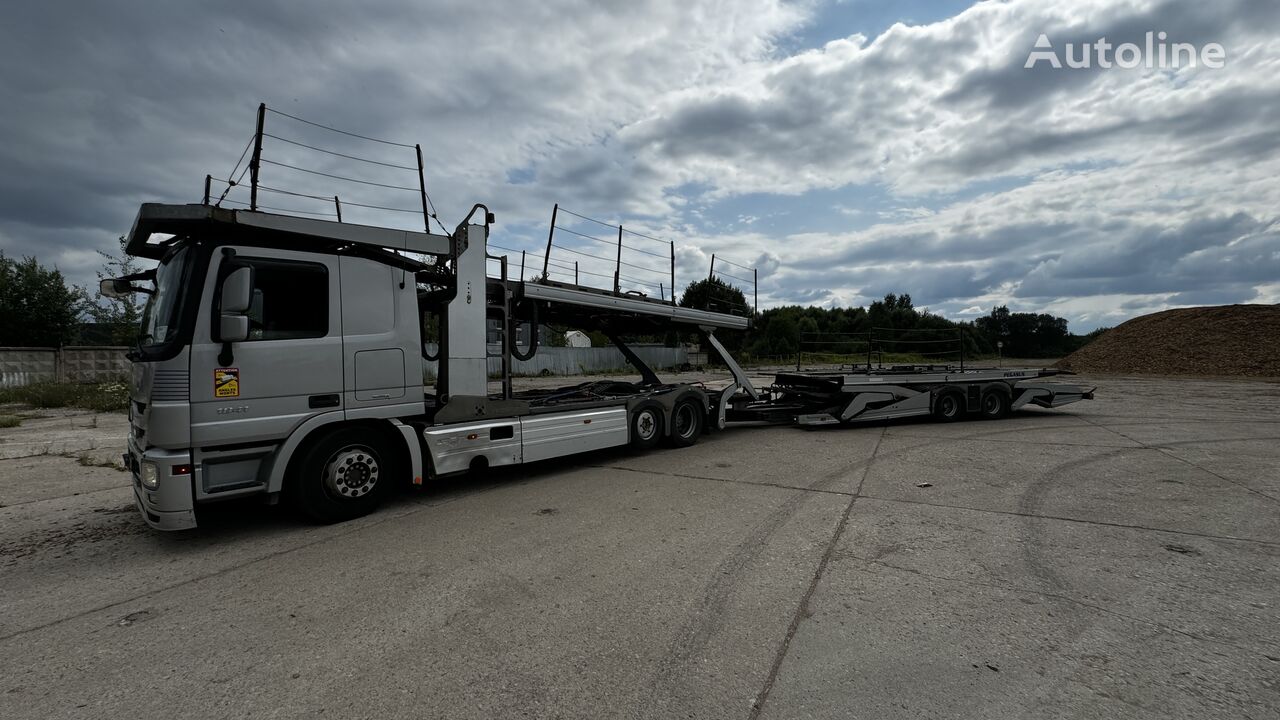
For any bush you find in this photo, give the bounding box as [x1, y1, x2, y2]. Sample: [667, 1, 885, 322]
[80, 381, 130, 412]
[0, 415, 21, 428]
[0, 381, 130, 413]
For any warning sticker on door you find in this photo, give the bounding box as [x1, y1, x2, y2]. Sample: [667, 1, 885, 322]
[214, 368, 240, 398]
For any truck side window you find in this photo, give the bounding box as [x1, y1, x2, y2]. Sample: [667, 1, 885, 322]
[236, 259, 328, 341]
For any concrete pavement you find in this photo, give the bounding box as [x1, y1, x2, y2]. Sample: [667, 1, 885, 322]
[1, 375, 1277, 719]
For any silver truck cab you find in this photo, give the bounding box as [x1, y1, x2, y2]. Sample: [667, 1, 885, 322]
[120, 204, 474, 529]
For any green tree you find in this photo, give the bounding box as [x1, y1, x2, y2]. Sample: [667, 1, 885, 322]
[0, 252, 88, 347]
[544, 325, 569, 347]
[85, 237, 146, 345]
[679, 276, 749, 316]
[681, 276, 750, 352]
[976, 305, 1073, 358]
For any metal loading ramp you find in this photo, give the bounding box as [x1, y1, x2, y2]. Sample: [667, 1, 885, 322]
[518, 281, 751, 331]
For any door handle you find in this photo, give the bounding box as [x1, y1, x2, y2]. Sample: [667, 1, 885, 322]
[308, 394, 341, 409]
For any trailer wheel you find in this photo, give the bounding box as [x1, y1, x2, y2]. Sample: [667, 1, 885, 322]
[933, 391, 965, 423]
[979, 389, 1010, 420]
[630, 403, 663, 450]
[669, 398, 705, 448]
[290, 425, 396, 524]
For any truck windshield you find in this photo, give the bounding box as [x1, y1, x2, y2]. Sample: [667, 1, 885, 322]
[139, 246, 191, 346]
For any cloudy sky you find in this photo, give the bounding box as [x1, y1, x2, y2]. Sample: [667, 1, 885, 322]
[2, 0, 1277, 331]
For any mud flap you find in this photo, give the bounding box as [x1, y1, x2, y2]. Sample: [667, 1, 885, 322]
[713, 384, 738, 431]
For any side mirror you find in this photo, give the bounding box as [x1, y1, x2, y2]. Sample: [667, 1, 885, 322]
[219, 315, 250, 343]
[100, 278, 130, 298]
[221, 266, 254, 314]
[215, 266, 254, 350]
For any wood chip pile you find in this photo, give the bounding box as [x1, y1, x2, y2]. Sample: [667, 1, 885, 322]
[1055, 304, 1280, 377]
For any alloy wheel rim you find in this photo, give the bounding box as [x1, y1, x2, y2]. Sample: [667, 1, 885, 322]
[323, 446, 380, 499]
[637, 411, 658, 440]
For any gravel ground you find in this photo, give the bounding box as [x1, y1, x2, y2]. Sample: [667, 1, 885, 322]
[1058, 304, 1280, 377]
[1, 372, 1278, 719]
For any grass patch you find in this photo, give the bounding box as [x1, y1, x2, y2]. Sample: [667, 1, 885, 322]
[0, 381, 130, 413]
[0, 415, 21, 428]
[78, 453, 124, 469]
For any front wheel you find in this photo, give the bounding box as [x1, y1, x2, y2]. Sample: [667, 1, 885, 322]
[290, 426, 397, 524]
[630, 404, 663, 450]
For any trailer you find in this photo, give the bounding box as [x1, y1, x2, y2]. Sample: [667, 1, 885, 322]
[106, 107, 1093, 531]
[722, 366, 1092, 426]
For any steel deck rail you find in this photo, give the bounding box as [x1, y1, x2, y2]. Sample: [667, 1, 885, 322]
[519, 282, 751, 331]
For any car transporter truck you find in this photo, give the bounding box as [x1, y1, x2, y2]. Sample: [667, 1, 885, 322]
[104, 107, 1094, 531]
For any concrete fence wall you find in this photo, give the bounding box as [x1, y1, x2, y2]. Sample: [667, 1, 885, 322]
[0, 347, 131, 388]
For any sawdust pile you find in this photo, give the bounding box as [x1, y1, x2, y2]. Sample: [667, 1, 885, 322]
[1056, 304, 1280, 377]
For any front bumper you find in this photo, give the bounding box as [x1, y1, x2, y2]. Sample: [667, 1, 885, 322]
[126, 439, 197, 531]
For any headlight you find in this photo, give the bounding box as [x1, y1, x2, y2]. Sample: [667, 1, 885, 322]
[141, 462, 159, 490]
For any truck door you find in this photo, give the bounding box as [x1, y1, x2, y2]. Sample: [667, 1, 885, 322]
[189, 247, 344, 448]
[338, 256, 419, 415]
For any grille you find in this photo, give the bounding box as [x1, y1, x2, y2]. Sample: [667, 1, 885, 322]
[152, 369, 190, 402]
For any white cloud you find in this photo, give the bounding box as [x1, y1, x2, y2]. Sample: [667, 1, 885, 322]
[588, 0, 1280, 328]
[0, 0, 1276, 332]
[0, 0, 808, 272]
[1249, 282, 1280, 305]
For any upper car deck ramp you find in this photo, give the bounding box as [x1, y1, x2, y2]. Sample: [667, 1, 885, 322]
[125, 203, 454, 260]
[518, 281, 750, 331]
[775, 366, 1068, 387]
[127, 203, 751, 331]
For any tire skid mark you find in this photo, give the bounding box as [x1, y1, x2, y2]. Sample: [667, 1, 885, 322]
[745, 427, 887, 720]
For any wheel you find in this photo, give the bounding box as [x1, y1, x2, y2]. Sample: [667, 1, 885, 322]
[290, 426, 398, 524]
[668, 397, 705, 448]
[630, 403, 663, 450]
[978, 389, 1010, 420]
[932, 391, 965, 422]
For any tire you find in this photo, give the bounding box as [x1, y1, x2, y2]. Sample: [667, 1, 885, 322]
[669, 397, 705, 448]
[933, 390, 965, 423]
[290, 425, 398, 524]
[978, 389, 1010, 420]
[630, 403, 663, 450]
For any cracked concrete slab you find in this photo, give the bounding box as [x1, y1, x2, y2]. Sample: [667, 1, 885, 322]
[0, 409, 127, 461]
[1, 374, 1278, 719]
[860, 431, 1280, 543]
[758, 497, 1280, 720]
[594, 424, 882, 495]
[0, 455, 129, 507]
[0, 464, 847, 719]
